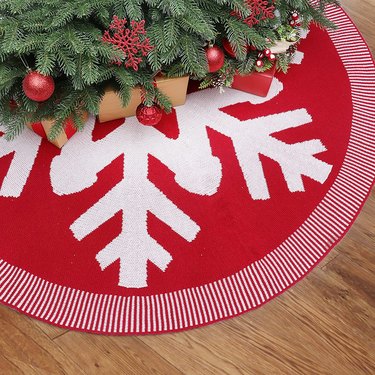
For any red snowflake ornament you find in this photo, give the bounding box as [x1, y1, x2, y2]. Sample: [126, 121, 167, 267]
[243, 0, 275, 27]
[103, 16, 154, 71]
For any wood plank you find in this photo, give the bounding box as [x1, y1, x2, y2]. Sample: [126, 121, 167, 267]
[0, 305, 85, 375]
[139, 257, 374, 375]
[0, 354, 23, 375]
[322, 254, 374, 310]
[32, 319, 69, 341]
[54, 332, 184, 375]
[324, 191, 375, 273]
[340, 0, 375, 52]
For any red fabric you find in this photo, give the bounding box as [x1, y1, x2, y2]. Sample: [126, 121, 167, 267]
[0, 7, 375, 335]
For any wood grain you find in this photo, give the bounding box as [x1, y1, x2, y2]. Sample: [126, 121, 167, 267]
[0, 306, 85, 374]
[138, 257, 375, 375]
[53, 333, 184, 375]
[1, 2, 374, 374]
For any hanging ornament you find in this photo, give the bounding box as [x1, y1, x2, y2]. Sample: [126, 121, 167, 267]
[256, 59, 264, 68]
[205, 45, 225, 73]
[136, 103, 163, 126]
[289, 19, 297, 27]
[291, 11, 299, 21]
[256, 47, 276, 69]
[241, 0, 275, 27]
[263, 48, 272, 58]
[222, 39, 236, 58]
[289, 11, 301, 28]
[102, 16, 154, 71]
[22, 71, 55, 102]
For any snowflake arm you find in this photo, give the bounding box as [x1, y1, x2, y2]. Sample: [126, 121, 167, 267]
[208, 107, 333, 200]
[71, 175, 200, 288]
[70, 181, 124, 241]
[67, 143, 201, 288]
[96, 231, 172, 288]
[0, 129, 41, 197]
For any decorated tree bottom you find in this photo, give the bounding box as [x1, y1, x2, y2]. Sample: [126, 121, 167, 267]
[27, 112, 88, 148]
[98, 75, 189, 123]
[232, 65, 276, 97]
[28, 67, 275, 148]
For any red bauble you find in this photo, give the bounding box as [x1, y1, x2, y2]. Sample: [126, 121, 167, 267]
[205, 45, 225, 73]
[263, 48, 271, 57]
[292, 11, 299, 21]
[269, 53, 276, 62]
[22, 71, 55, 102]
[222, 39, 236, 58]
[289, 19, 301, 28]
[256, 59, 264, 68]
[136, 103, 163, 126]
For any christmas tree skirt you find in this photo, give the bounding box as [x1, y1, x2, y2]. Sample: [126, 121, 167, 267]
[1, 6, 374, 335]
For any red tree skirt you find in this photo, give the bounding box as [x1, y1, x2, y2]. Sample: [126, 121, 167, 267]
[0, 6, 375, 335]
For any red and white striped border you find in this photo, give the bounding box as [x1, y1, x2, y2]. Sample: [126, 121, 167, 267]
[1, 5, 375, 335]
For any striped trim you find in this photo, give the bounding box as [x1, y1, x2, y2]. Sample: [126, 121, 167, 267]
[1, 6, 375, 335]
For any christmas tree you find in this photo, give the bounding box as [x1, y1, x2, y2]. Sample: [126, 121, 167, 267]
[0, 0, 338, 141]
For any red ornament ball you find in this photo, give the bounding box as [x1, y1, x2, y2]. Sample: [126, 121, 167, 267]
[136, 103, 163, 126]
[289, 19, 301, 28]
[269, 53, 276, 62]
[292, 11, 299, 21]
[256, 59, 264, 68]
[263, 48, 271, 57]
[22, 71, 55, 102]
[205, 45, 225, 73]
[222, 39, 236, 58]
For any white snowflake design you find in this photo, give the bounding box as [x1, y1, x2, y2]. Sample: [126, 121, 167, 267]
[48, 84, 332, 289]
[0, 35, 333, 289]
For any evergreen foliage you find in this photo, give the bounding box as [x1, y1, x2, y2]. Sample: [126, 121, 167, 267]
[0, 0, 339, 140]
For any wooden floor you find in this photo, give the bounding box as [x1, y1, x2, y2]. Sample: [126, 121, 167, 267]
[1, 2, 375, 374]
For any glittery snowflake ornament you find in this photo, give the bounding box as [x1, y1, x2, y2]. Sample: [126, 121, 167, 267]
[243, 0, 275, 27]
[103, 16, 154, 71]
